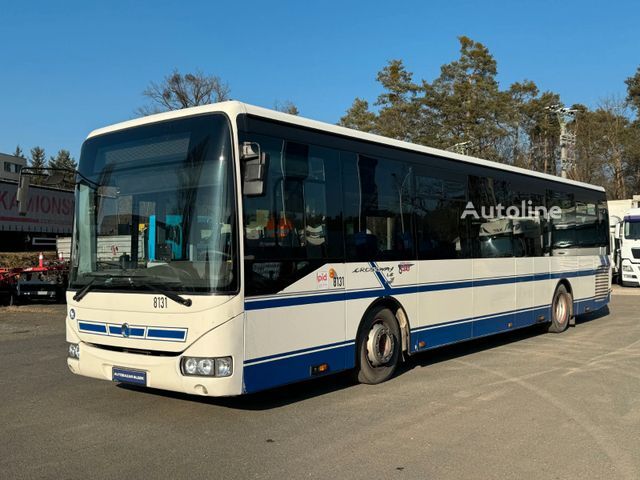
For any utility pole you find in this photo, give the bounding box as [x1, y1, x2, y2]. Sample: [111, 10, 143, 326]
[546, 105, 577, 178]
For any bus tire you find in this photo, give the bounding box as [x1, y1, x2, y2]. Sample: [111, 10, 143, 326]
[355, 306, 401, 384]
[547, 284, 572, 333]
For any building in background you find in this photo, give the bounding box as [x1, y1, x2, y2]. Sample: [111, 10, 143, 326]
[0, 153, 26, 182]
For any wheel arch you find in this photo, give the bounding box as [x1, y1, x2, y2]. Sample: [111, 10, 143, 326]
[554, 278, 575, 324]
[355, 296, 412, 358]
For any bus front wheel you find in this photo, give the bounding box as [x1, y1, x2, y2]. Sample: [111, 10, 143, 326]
[355, 306, 401, 384]
[547, 284, 572, 333]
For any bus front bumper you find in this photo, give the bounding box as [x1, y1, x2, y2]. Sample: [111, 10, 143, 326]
[67, 314, 245, 397]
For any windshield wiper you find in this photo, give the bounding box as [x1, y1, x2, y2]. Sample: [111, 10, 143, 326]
[72, 277, 98, 302]
[72, 273, 192, 307]
[73, 272, 120, 302]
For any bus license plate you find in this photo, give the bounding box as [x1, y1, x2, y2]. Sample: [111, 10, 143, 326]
[112, 367, 147, 386]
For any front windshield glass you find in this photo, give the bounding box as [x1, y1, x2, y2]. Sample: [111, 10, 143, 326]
[625, 219, 640, 240]
[69, 114, 237, 294]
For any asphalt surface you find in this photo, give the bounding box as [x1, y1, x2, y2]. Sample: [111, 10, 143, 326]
[1, 290, 640, 480]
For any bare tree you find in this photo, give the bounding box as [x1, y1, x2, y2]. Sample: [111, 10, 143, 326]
[274, 100, 299, 115]
[137, 69, 231, 116]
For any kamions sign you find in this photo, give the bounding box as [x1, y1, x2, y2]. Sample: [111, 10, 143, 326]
[0, 181, 74, 233]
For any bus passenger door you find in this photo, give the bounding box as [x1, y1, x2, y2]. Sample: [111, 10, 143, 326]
[241, 136, 347, 392]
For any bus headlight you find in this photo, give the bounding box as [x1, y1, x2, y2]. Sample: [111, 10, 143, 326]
[197, 358, 214, 376]
[68, 343, 80, 359]
[623, 265, 633, 272]
[215, 357, 233, 377]
[183, 358, 198, 375]
[181, 357, 233, 377]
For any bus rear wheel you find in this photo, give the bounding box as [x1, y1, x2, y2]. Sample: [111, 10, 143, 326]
[547, 284, 572, 333]
[355, 306, 401, 384]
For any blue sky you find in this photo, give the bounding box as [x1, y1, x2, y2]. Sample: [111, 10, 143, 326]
[1, 0, 639, 160]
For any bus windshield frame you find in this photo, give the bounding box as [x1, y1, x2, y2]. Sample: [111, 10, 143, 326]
[69, 113, 238, 295]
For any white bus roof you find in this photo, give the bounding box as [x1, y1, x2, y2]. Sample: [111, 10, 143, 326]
[88, 100, 605, 193]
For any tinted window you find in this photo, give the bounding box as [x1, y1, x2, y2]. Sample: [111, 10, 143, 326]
[575, 197, 599, 247]
[548, 189, 576, 251]
[242, 135, 343, 295]
[414, 167, 469, 259]
[510, 183, 545, 257]
[344, 155, 414, 261]
[469, 176, 513, 258]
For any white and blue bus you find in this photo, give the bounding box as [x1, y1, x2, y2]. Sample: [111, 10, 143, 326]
[64, 101, 611, 396]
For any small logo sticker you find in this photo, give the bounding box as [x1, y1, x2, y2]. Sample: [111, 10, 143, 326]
[316, 271, 329, 290]
[329, 267, 344, 288]
[398, 263, 414, 274]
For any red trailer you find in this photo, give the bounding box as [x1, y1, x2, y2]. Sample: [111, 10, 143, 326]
[0, 263, 68, 306]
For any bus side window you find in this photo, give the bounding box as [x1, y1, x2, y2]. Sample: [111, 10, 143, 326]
[510, 185, 544, 257]
[469, 176, 514, 258]
[414, 168, 469, 260]
[548, 189, 576, 253]
[242, 135, 343, 296]
[344, 154, 414, 261]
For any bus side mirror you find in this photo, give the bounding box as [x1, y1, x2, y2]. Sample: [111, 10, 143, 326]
[241, 142, 267, 196]
[614, 222, 621, 240]
[17, 174, 30, 216]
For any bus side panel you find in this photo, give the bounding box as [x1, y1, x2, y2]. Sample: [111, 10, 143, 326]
[472, 258, 516, 337]
[243, 265, 348, 393]
[574, 254, 610, 315]
[550, 254, 580, 310]
[412, 259, 473, 352]
[532, 256, 552, 323]
[514, 256, 536, 328]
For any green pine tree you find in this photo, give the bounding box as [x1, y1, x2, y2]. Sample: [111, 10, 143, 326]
[339, 98, 378, 133]
[29, 146, 47, 185]
[48, 149, 77, 189]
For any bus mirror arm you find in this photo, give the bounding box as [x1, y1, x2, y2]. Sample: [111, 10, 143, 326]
[241, 142, 267, 196]
[16, 167, 101, 216]
[16, 173, 30, 216]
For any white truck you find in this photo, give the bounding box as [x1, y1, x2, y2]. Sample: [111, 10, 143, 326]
[613, 206, 640, 286]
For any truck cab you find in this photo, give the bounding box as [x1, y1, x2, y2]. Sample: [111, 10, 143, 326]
[615, 208, 640, 286]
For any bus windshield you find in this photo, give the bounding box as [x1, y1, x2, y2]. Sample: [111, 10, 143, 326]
[69, 114, 237, 294]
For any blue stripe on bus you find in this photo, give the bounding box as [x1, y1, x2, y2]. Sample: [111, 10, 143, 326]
[78, 322, 107, 334]
[370, 261, 393, 292]
[575, 293, 610, 315]
[242, 298, 609, 393]
[146, 328, 186, 340]
[245, 268, 599, 310]
[409, 304, 552, 352]
[245, 339, 355, 366]
[108, 325, 146, 337]
[243, 343, 355, 393]
[78, 321, 186, 342]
